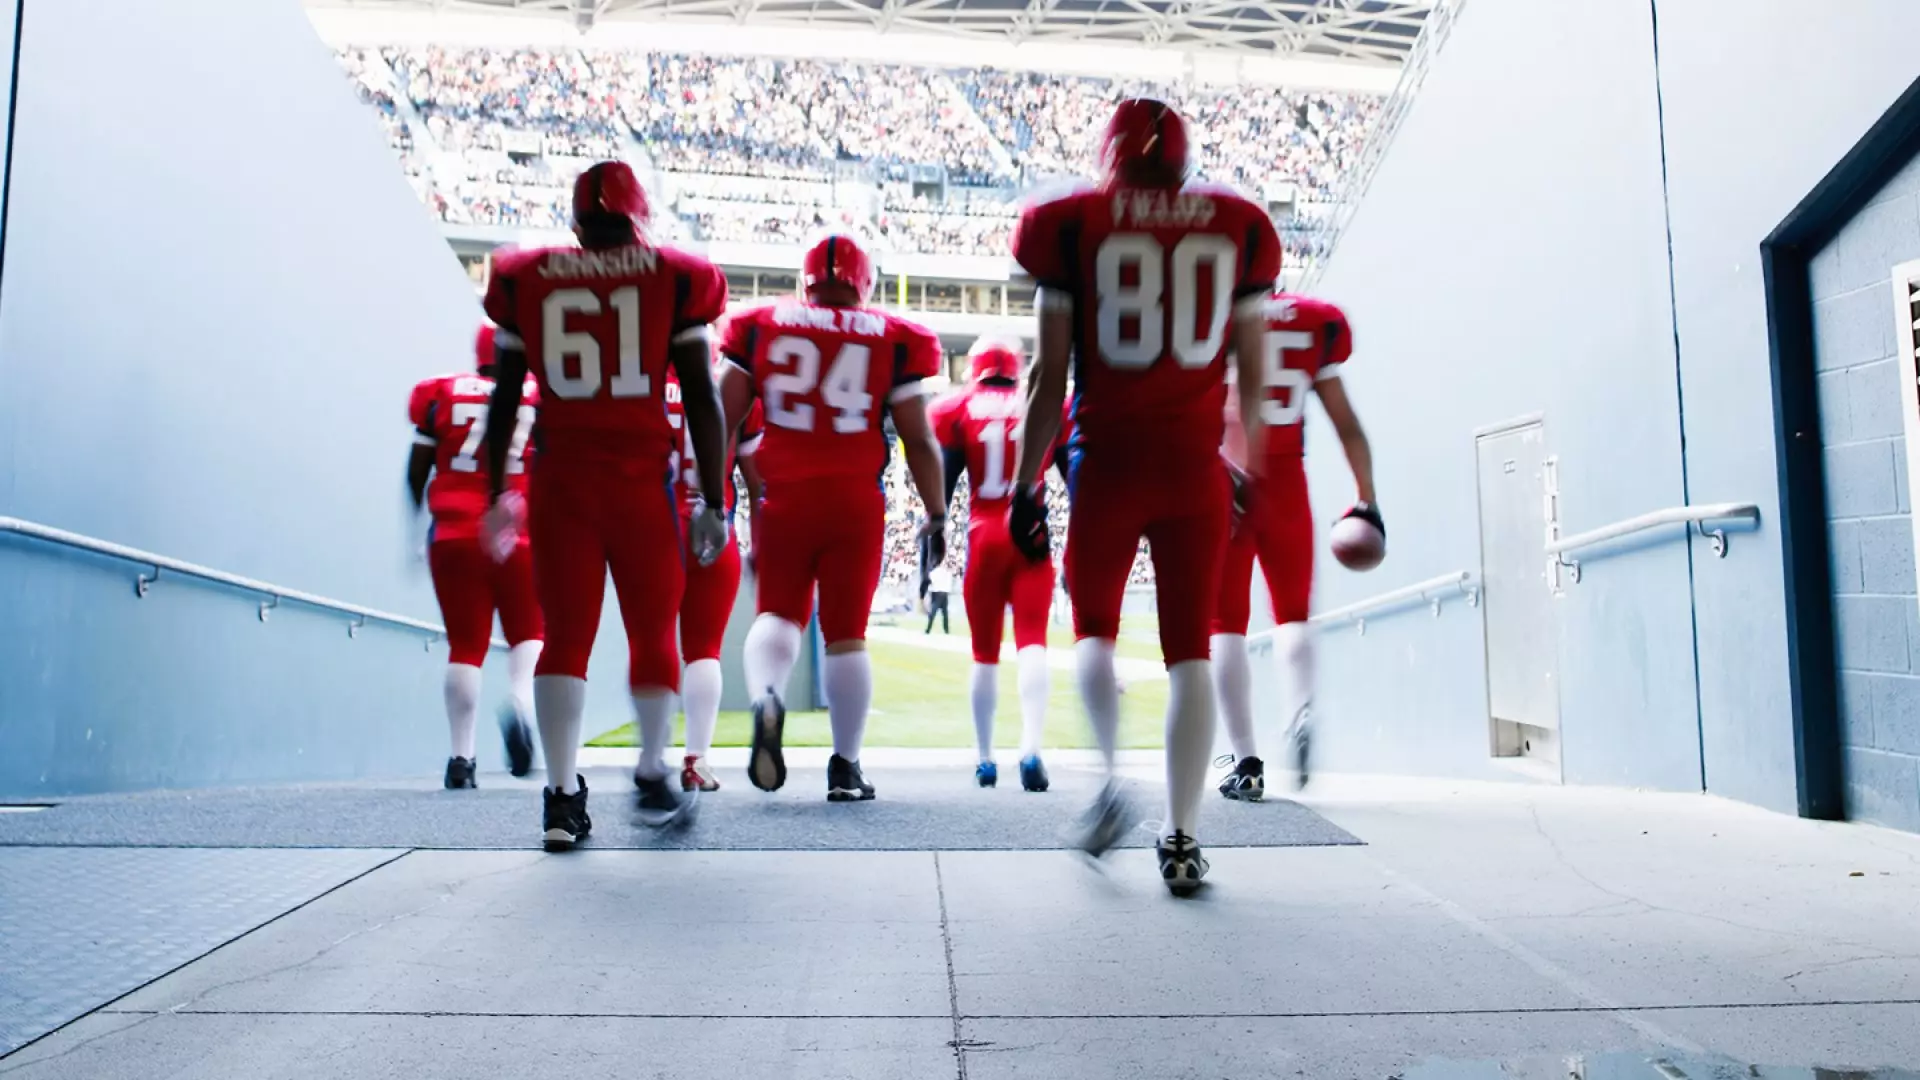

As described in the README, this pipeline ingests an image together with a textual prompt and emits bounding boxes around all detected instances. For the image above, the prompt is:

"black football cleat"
[826,754,876,802]
[499,704,535,779]
[748,690,788,792]
[444,756,477,790]
[1075,778,1134,859]
[541,776,592,852]
[634,771,699,828]
[1157,831,1210,896]
[1218,756,1265,802]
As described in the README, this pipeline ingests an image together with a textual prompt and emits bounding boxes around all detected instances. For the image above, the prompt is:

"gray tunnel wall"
[1290,0,1920,821]
[0,0,647,795]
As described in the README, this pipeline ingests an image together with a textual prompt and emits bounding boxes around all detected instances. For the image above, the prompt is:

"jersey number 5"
[1262,330,1315,427]
[763,336,873,433]
[1095,234,1238,370]
[542,286,651,401]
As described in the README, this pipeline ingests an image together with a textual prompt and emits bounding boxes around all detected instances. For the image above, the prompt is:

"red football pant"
[1213,460,1315,634]
[681,519,743,663]
[1065,454,1231,666]
[755,480,884,644]
[963,516,1055,664]
[428,538,543,667]
[528,463,684,691]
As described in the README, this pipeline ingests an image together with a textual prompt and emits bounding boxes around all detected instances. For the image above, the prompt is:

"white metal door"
[1476,422,1561,755]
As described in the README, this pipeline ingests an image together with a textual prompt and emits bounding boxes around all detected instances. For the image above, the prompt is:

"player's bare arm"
[1230,308,1268,475]
[892,394,950,562]
[1012,299,1070,488]
[1314,376,1376,505]
[671,333,728,511]
[483,335,528,503]
[717,361,756,446]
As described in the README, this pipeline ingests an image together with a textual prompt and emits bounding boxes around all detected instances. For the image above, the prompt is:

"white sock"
[822,650,873,760]
[633,687,674,781]
[444,663,482,759]
[743,615,803,703]
[1016,646,1048,758]
[533,674,587,794]
[1165,659,1216,841]
[507,641,541,720]
[1276,622,1317,734]
[681,658,722,758]
[970,663,999,762]
[1210,634,1256,760]
[1075,638,1120,773]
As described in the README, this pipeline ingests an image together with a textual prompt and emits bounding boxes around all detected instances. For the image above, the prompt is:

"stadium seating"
[338,46,1378,264]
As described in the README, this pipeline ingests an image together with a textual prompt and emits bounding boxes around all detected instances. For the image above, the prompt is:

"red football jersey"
[931,383,1063,520]
[1258,292,1351,462]
[483,243,729,469]
[664,365,764,515]
[1012,182,1282,466]
[720,299,943,487]
[408,371,539,541]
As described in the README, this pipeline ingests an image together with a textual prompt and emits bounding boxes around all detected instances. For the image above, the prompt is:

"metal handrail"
[0,515,497,650]
[1247,570,1479,638]
[1547,502,1760,581]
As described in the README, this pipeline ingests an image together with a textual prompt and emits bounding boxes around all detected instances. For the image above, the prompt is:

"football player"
[930,337,1068,792]
[1213,293,1377,798]
[718,232,947,803]
[1006,99,1282,894]
[664,361,766,793]
[480,161,732,849]
[406,323,543,789]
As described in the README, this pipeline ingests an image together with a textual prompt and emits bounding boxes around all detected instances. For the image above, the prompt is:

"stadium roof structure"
[317,0,1433,63]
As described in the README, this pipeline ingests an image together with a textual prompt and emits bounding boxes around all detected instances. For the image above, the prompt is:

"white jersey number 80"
[1094,233,1238,370]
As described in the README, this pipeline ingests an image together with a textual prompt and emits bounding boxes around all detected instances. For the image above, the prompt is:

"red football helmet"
[966,337,1022,383]
[1100,98,1189,187]
[572,161,651,235]
[474,323,496,371]
[801,233,876,304]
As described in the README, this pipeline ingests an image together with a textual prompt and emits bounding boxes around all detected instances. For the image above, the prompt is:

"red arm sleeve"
[481,249,528,335]
[738,399,765,455]
[674,255,729,338]
[929,395,962,449]
[1010,197,1071,289]
[719,306,758,372]
[887,321,943,404]
[1232,202,1283,308]
[1325,310,1354,369]
[407,379,439,437]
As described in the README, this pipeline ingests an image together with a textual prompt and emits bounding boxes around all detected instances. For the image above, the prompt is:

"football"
[1330,512,1386,572]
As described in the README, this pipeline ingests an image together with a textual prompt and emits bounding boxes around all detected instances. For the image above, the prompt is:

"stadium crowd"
[340,45,1376,260]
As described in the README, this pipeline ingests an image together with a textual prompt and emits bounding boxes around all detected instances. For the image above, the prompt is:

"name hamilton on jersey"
[771,304,888,338]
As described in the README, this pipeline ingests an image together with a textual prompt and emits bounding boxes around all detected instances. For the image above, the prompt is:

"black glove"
[1340,501,1385,541]
[1007,485,1050,563]
[919,514,948,569]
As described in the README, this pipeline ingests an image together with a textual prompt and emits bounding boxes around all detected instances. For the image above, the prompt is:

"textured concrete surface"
[0,766,1358,851]
[0,848,398,1055]
[6,776,1920,1077]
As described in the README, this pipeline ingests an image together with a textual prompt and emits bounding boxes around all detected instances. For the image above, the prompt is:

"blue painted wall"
[1812,152,1920,831]
[1653,0,1920,816]
[0,0,520,795]
[1283,0,1920,818]
[1300,0,1701,790]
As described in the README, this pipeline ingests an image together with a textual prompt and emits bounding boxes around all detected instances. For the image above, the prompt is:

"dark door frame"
[1762,74,1920,820]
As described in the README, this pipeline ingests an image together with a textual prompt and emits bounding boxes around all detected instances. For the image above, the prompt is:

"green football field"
[589,609,1170,749]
